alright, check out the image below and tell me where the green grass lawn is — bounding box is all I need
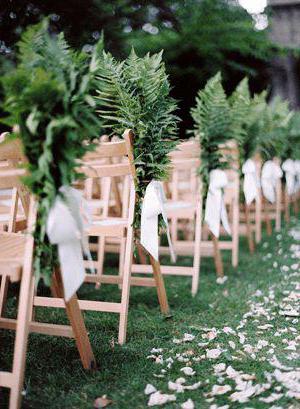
[1,218,300,409]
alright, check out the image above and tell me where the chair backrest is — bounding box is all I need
[81,130,135,179]
[168,139,201,202]
[219,140,240,206]
[80,130,136,219]
[0,135,30,228]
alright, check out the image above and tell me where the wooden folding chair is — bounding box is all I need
[131,140,202,295]
[33,130,169,345]
[0,163,95,409]
[262,158,283,234]
[239,154,263,252]
[200,141,240,276]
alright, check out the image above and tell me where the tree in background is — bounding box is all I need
[0,0,275,135]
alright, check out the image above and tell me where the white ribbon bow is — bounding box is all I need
[294,160,300,193]
[242,159,259,205]
[46,186,93,301]
[140,180,175,262]
[282,159,296,196]
[261,160,283,204]
[204,169,231,238]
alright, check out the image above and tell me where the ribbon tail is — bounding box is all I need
[261,180,275,203]
[205,190,221,238]
[58,240,85,302]
[221,198,231,236]
[243,174,257,205]
[140,213,159,261]
[81,235,96,275]
[158,183,176,263]
[286,173,294,196]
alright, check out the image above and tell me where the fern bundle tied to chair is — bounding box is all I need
[190,72,239,198]
[1,20,103,284]
[94,48,180,229]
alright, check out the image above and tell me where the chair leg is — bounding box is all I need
[275,182,282,232]
[211,234,224,278]
[264,200,272,236]
[52,269,96,370]
[0,275,9,317]
[255,196,262,244]
[118,237,126,289]
[232,199,239,268]
[9,275,34,409]
[284,191,290,223]
[95,236,105,289]
[192,204,202,296]
[244,204,255,254]
[149,255,170,315]
[118,230,134,345]
[137,242,147,265]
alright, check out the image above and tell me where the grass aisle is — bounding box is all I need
[1,218,299,409]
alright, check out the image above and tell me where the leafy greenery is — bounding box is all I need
[284,111,300,160]
[0,0,276,137]
[95,48,179,227]
[230,82,292,163]
[228,77,251,165]
[256,96,292,161]
[1,20,102,284]
[190,72,232,195]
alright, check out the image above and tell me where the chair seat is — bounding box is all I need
[87,217,128,236]
[0,234,26,281]
[0,213,27,232]
[165,200,194,210]
[164,200,195,217]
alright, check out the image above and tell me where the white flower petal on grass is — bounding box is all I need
[226,366,240,379]
[148,391,176,406]
[269,356,293,371]
[280,309,299,317]
[229,341,236,349]
[210,384,232,395]
[180,367,195,376]
[216,276,228,285]
[238,333,246,344]
[184,381,202,390]
[229,386,256,403]
[257,340,269,349]
[214,363,226,373]
[168,381,185,393]
[209,405,229,409]
[181,399,195,409]
[223,326,236,335]
[259,393,283,403]
[198,342,209,347]
[144,384,157,395]
[151,348,163,354]
[257,324,273,330]
[183,333,195,342]
[206,349,222,359]
[155,356,164,364]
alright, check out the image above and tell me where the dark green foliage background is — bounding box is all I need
[0,0,275,137]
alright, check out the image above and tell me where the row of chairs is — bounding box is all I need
[0,131,299,408]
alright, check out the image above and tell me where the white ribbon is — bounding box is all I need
[294,160,300,193]
[46,186,94,302]
[140,180,175,262]
[204,169,231,238]
[242,159,259,205]
[261,161,283,204]
[282,159,296,196]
